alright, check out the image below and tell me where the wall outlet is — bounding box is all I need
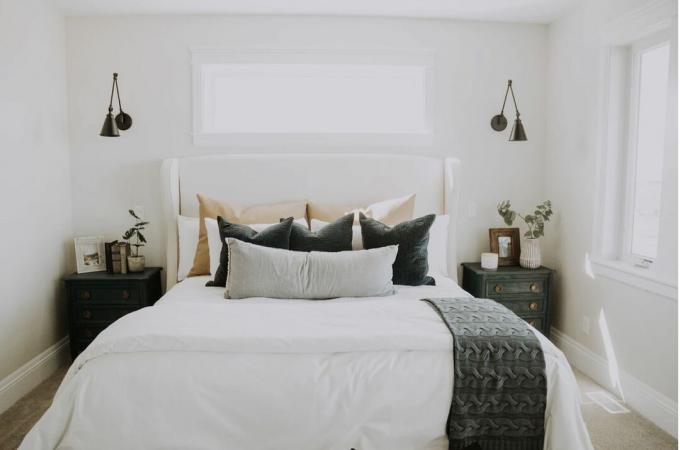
[581,316,591,335]
[467,201,477,218]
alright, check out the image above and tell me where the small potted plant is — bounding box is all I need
[122,209,148,272]
[497,200,553,269]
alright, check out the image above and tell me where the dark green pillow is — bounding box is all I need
[360,213,436,286]
[207,216,294,287]
[289,213,354,252]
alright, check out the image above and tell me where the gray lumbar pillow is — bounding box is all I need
[225,238,397,300]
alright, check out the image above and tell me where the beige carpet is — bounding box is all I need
[0,366,676,449]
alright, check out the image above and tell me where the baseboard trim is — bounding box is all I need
[0,336,70,415]
[551,327,678,438]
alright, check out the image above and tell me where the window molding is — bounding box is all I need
[190,47,436,147]
[592,0,677,296]
[590,258,677,300]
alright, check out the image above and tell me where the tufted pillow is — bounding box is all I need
[225,239,397,300]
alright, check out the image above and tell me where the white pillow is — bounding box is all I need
[177,216,199,281]
[205,218,307,277]
[225,239,397,300]
[427,215,449,277]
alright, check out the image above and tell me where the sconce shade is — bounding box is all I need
[491,80,527,141]
[100,72,131,137]
[509,117,527,141]
[100,111,120,137]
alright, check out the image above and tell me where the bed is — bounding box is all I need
[20,154,592,450]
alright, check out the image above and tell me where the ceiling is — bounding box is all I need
[56,0,579,24]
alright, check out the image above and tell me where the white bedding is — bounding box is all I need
[21,276,592,450]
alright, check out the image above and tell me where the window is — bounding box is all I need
[593,5,677,298]
[624,38,670,263]
[192,49,434,146]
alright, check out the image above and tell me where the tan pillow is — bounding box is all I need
[188,194,307,276]
[308,194,415,226]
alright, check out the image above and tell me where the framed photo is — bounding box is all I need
[74,236,106,273]
[489,228,521,266]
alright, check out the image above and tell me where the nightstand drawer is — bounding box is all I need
[485,279,545,296]
[524,317,543,330]
[494,297,545,314]
[73,286,140,304]
[74,305,137,324]
[74,325,108,340]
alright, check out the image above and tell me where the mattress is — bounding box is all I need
[20,276,593,450]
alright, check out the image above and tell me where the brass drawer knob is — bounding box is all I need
[122,290,130,300]
[494,284,504,293]
[530,283,540,293]
[528,319,537,327]
[80,290,91,300]
[529,302,539,311]
[82,310,92,320]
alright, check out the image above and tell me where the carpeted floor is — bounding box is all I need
[0,366,676,450]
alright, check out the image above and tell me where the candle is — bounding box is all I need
[481,252,499,270]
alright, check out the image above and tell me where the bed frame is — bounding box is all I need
[161,154,461,291]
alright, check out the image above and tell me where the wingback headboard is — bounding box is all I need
[161,154,461,291]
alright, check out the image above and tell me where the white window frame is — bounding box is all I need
[191,48,435,147]
[592,0,677,299]
[620,31,672,267]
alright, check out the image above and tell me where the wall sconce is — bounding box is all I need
[490,79,527,141]
[100,73,133,137]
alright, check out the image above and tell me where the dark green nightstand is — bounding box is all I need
[64,267,162,359]
[461,262,553,337]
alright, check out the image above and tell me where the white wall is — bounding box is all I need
[545,0,677,431]
[64,15,548,277]
[0,0,72,380]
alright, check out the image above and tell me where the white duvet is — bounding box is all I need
[21,276,592,450]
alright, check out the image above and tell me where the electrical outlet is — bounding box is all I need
[467,201,477,218]
[582,316,591,335]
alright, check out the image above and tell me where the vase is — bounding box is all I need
[127,255,145,273]
[520,238,541,269]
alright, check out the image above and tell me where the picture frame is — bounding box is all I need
[489,228,521,266]
[74,236,106,274]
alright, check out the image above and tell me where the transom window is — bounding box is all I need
[191,49,434,146]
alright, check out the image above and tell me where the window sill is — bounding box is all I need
[590,258,677,300]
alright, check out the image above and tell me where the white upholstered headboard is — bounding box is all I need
[161,154,461,290]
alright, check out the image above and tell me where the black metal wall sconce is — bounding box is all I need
[490,79,527,141]
[100,73,133,137]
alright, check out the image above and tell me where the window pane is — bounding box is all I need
[201,63,430,134]
[631,43,670,259]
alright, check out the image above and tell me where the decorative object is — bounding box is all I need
[520,237,542,269]
[110,242,130,274]
[74,237,106,273]
[122,209,148,273]
[481,252,499,270]
[490,79,527,141]
[64,267,162,358]
[497,200,553,269]
[100,72,133,137]
[488,228,521,266]
[461,262,554,337]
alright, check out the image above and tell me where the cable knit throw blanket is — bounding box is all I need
[422,297,546,450]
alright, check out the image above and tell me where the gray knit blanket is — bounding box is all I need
[422,297,546,450]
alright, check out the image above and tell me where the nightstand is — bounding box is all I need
[461,262,553,337]
[64,267,162,359]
